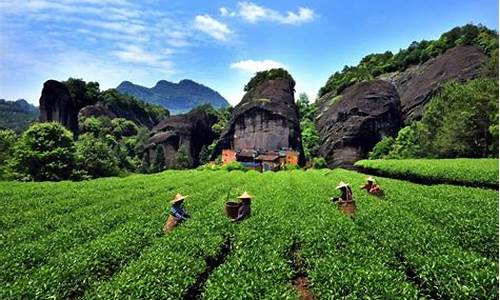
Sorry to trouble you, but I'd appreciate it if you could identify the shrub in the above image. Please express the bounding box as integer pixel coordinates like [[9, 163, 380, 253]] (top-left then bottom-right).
[[79, 116, 111, 138], [312, 157, 327, 169], [244, 68, 295, 91], [283, 164, 300, 170], [221, 161, 246, 171], [369, 136, 395, 159], [0, 129, 16, 179], [75, 134, 119, 178], [175, 145, 191, 169], [10, 122, 75, 181], [111, 118, 138, 138]]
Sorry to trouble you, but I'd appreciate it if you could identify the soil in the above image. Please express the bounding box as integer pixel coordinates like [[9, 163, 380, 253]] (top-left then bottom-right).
[[395, 251, 448, 300], [183, 236, 232, 299], [289, 241, 315, 300]]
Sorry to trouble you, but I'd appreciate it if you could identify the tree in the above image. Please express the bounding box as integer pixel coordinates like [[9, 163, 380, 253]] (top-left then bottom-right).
[[175, 145, 191, 169], [296, 93, 320, 161], [75, 134, 119, 178], [370, 78, 499, 159], [199, 145, 210, 165], [63, 78, 100, 109], [10, 122, 75, 181], [79, 116, 110, 138], [0, 129, 16, 179], [244, 68, 295, 91], [368, 136, 395, 159], [153, 146, 166, 172], [111, 118, 139, 138], [312, 157, 327, 169]]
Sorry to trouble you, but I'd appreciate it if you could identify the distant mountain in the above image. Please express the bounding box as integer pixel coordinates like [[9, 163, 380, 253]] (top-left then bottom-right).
[[116, 79, 230, 114], [0, 99, 39, 132]]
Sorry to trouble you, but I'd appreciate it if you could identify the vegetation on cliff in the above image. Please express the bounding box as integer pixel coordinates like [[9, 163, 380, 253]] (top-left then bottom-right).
[[318, 24, 498, 97], [369, 78, 498, 159], [244, 68, 295, 92]]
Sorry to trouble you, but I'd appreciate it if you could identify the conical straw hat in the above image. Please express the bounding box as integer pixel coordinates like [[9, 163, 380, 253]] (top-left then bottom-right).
[[336, 181, 350, 189], [171, 193, 188, 204], [367, 176, 376, 182], [237, 191, 253, 199]]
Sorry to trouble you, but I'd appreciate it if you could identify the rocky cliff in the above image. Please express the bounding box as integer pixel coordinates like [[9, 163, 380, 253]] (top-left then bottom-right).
[[212, 78, 304, 164], [316, 80, 401, 167], [316, 45, 487, 167], [379, 45, 486, 124], [144, 108, 218, 169], [39, 80, 79, 136]]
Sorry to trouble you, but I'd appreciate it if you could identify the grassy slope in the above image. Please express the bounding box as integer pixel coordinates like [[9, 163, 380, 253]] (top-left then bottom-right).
[[0, 169, 498, 299], [355, 158, 499, 187]]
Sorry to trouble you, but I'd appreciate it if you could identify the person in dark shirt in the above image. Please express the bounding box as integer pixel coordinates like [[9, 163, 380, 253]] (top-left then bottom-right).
[[170, 193, 190, 221], [231, 191, 252, 222], [163, 193, 190, 233]]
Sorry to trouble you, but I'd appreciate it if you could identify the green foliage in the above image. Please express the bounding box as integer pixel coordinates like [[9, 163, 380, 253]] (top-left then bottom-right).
[[174, 145, 191, 169], [111, 118, 139, 138], [74, 134, 119, 179], [355, 158, 499, 187], [198, 145, 210, 165], [1, 169, 496, 298], [319, 24, 499, 97], [368, 136, 395, 159], [99, 89, 168, 124], [296, 93, 320, 161], [152, 146, 166, 172], [10, 122, 75, 181], [387, 122, 427, 159], [63, 78, 100, 109], [244, 68, 295, 92], [221, 161, 246, 171], [371, 78, 499, 159], [79, 116, 110, 138], [312, 156, 327, 169], [283, 163, 300, 170], [0, 99, 38, 133], [0, 129, 16, 179]]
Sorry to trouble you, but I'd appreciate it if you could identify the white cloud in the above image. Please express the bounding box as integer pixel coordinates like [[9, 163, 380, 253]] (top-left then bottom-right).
[[223, 2, 316, 25], [110, 45, 174, 71], [194, 15, 233, 41], [230, 59, 286, 73], [219, 7, 235, 17]]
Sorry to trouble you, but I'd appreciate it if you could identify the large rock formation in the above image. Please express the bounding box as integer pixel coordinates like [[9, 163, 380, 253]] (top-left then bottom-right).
[[39, 80, 78, 135], [212, 78, 305, 164], [316, 80, 401, 167], [316, 45, 488, 167], [379, 45, 486, 124], [144, 108, 218, 169]]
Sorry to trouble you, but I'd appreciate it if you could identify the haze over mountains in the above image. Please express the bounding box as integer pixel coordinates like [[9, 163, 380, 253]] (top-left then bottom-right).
[[116, 79, 230, 114], [0, 99, 38, 132]]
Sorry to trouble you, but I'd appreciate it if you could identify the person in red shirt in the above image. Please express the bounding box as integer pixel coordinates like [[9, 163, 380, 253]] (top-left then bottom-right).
[[360, 176, 383, 196]]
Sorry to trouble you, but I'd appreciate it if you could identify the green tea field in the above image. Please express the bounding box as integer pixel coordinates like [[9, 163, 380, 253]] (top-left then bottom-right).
[[1, 166, 498, 299]]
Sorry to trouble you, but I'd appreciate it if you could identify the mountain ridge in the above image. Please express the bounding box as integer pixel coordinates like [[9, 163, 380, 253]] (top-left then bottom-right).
[[0, 99, 39, 132], [116, 79, 230, 115]]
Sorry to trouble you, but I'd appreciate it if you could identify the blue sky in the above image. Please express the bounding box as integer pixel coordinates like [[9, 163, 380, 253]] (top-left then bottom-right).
[[0, 0, 498, 106]]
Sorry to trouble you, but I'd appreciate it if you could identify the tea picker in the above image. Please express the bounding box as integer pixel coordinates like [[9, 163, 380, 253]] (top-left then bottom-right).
[[163, 193, 190, 233], [230, 191, 253, 223], [331, 181, 356, 216], [360, 176, 384, 197]]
